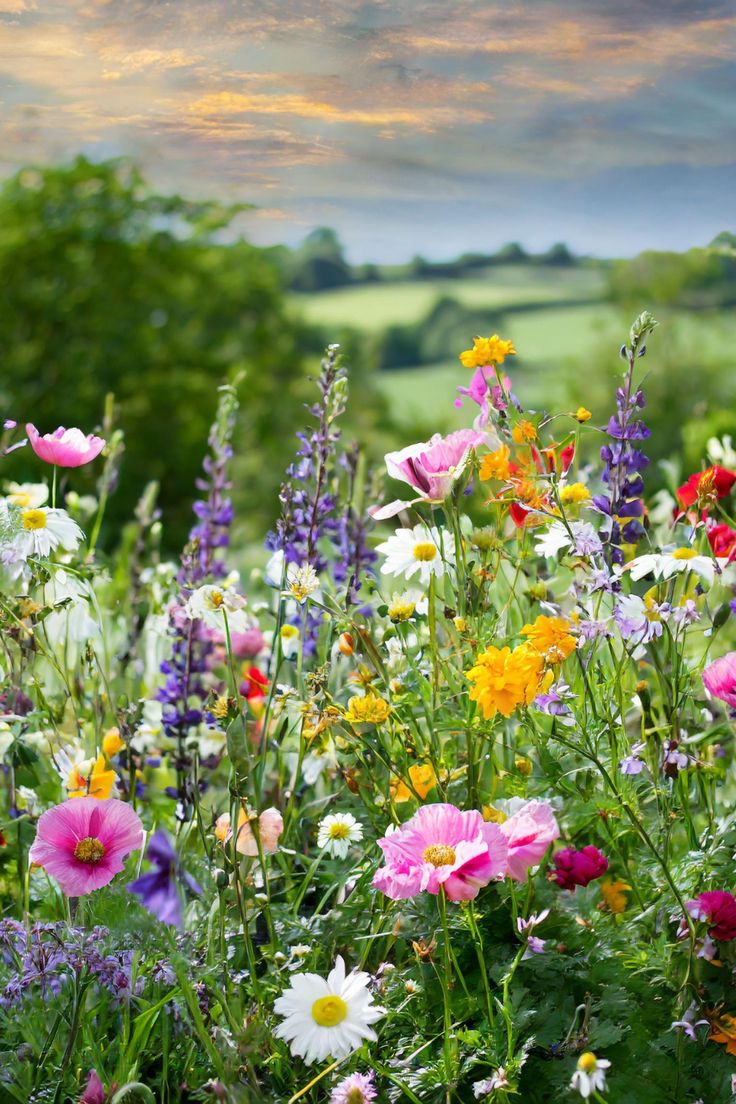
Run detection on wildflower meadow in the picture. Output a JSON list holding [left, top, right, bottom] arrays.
[[4, 314, 736, 1104]]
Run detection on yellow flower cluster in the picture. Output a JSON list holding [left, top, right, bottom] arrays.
[[479, 444, 511, 482], [466, 643, 544, 719], [344, 692, 391, 725], [521, 615, 577, 663], [459, 334, 516, 369]]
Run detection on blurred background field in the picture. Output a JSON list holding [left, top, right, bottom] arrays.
[[1, 157, 735, 554]]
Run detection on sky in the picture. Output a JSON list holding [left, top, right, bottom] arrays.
[[1, 0, 735, 262]]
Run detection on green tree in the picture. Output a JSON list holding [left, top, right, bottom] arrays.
[[0, 157, 317, 547]]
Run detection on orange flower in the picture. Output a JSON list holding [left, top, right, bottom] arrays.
[[521, 615, 577, 664], [466, 643, 544, 719], [67, 754, 116, 800], [512, 420, 537, 445], [479, 444, 511, 482], [710, 1013, 736, 1055], [391, 762, 438, 804], [599, 878, 631, 914]]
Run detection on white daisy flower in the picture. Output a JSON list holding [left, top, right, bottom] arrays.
[[285, 562, 320, 603], [376, 524, 454, 586], [280, 623, 301, 659], [534, 520, 601, 559], [317, 812, 364, 858], [625, 547, 722, 586], [5, 483, 49, 509], [570, 1052, 611, 1098], [3, 506, 83, 559], [274, 955, 384, 1064], [185, 584, 249, 631]]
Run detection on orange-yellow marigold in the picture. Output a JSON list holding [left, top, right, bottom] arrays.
[[710, 1014, 736, 1055], [466, 643, 544, 719], [512, 420, 537, 445], [391, 762, 438, 804], [479, 444, 512, 482], [521, 615, 577, 664], [599, 878, 631, 914], [459, 334, 517, 369]]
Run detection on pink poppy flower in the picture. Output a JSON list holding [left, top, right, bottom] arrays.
[[552, 846, 608, 890], [370, 430, 486, 520], [29, 797, 144, 897], [500, 799, 560, 881], [702, 653, 736, 709], [26, 424, 106, 468], [373, 802, 507, 902], [79, 1070, 106, 1104]]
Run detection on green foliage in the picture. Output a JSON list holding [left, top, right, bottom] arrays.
[[0, 157, 320, 548], [609, 245, 736, 309]]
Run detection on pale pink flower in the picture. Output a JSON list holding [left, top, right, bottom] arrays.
[[215, 806, 283, 856], [500, 799, 560, 881], [29, 797, 144, 897], [373, 802, 507, 902], [26, 424, 105, 468], [370, 430, 486, 520], [702, 652, 736, 709]]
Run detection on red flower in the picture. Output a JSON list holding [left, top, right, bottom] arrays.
[[551, 846, 608, 890], [687, 890, 736, 941], [707, 523, 736, 563], [677, 465, 736, 509], [240, 666, 268, 700]]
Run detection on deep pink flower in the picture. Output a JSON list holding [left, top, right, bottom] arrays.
[[26, 424, 106, 468], [500, 800, 560, 881], [370, 430, 486, 520], [552, 845, 608, 890], [687, 890, 736, 941], [702, 653, 736, 709], [373, 802, 507, 902], [29, 797, 144, 897], [79, 1070, 106, 1104]]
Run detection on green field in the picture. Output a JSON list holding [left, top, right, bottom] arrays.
[[290, 264, 607, 332]]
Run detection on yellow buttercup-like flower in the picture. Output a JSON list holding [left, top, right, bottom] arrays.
[[575, 406, 592, 423], [344, 693, 391, 725], [391, 762, 438, 803], [560, 482, 590, 505], [459, 334, 517, 369], [466, 643, 544, 719], [66, 754, 116, 800], [521, 615, 577, 664]]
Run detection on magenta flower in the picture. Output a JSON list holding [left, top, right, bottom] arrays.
[[370, 429, 486, 520], [702, 652, 736, 709], [552, 845, 608, 891], [79, 1070, 106, 1104], [373, 802, 507, 902], [500, 800, 560, 881], [26, 424, 106, 468], [687, 890, 736, 941], [29, 797, 144, 897]]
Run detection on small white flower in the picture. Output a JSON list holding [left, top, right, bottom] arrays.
[[626, 547, 722, 586], [3, 506, 84, 559], [280, 623, 301, 659], [185, 584, 249, 631], [285, 562, 320, 603], [376, 524, 454, 586], [274, 955, 384, 1064], [317, 812, 364, 858], [5, 483, 49, 509], [570, 1053, 611, 1098]]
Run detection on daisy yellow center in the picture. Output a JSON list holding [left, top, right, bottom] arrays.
[[209, 590, 225, 608], [73, 837, 106, 865], [22, 508, 47, 530], [577, 1052, 598, 1073], [413, 542, 437, 562], [671, 547, 697, 560], [281, 625, 300, 639], [422, 844, 456, 867], [311, 994, 348, 1027], [328, 822, 351, 840]]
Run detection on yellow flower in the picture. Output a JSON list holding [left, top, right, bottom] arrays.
[[575, 406, 592, 423], [710, 1014, 736, 1055], [515, 754, 533, 776], [459, 334, 517, 369], [479, 444, 511, 482], [391, 762, 438, 803], [560, 482, 590, 505], [453, 616, 468, 633], [482, 805, 507, 824], [102, 727, 125, 758], [67, 754, 116, 800], [521, 615, 577, 664], [599, 878, 631, 914], [344, 693, 391, 725], [512, 420, 537, 445], [388, 596, 416, 622], [466, 643, 544, 719]]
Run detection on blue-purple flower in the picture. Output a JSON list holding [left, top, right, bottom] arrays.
[[128, 830, 202, 929]]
